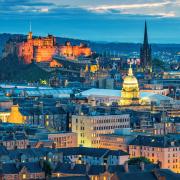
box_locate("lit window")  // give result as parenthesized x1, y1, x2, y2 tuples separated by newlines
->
(46, 121, 49, 126)
(22, 174, 26, 179)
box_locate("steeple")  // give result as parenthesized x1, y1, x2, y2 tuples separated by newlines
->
(140, 20, 152, 74)
(27, 21, 33, 40)
(143, 21, 148, 46)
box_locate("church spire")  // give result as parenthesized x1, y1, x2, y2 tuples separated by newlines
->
(140, 20, 152, 75)
(29, 20, 32, 32)
(144, 20, 148, 46)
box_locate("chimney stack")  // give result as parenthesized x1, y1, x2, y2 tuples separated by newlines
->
(59, 152, 63, 163)
(140, 161, 145, 171)
(39, 159, 44, 169)
(124, 161, 129, 173)
(86, 163, 90, 175)
(0, 162, 3, 170)
(70, 162, 75, 170)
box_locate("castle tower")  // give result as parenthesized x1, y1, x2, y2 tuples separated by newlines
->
(27, 21, 33, 40)
(140, 21, 152, 73)
(120, 64, 140, 106)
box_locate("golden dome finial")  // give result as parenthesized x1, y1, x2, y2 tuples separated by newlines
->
(128, 63, 133, 76)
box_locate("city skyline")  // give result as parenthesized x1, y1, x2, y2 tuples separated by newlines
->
(0, 0, 180, 43)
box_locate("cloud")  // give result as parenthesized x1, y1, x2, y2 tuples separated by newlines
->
(87, 1, 171, 11)
(0, 0, 179, 19)
(0, 0, 54, 14)
(84, 0, 179, 18)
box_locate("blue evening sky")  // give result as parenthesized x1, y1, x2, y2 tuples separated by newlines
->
(0, 0, 180, 43)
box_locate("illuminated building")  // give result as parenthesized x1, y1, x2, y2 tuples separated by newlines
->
(0, 110, 10, 123)
(120, 64, 140, 106)
(3, 31, 92, 64)
(0, 162, 45, 180)
(51, 162, 179, 179)
(59, 41, 91, 60)
(129, 135, 180, 173)
(54, 147, 129, 166)
(17, 31, 56, 64)
(99, 128, 137, 152)
(7, 102, 68, 131)
(7, 105, 26, 124)
(84, 63, 99, 74)
(152, 100, 180, 118)
(163, 71, 180, 79)
(72, 113, 130, 148)
(78, 88, 172, 107)
(49, 59, 62, 68)
(153, 121, 176, 135)
(1, 133, 29, 150)
(36, 132, 77, 148)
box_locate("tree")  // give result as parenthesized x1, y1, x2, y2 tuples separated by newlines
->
(43, 160, 52, 177)
(128, 157, 152, 165)
(152, 58, 167, 70)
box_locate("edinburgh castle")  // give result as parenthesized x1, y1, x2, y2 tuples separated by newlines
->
(2, 31, 92, 64)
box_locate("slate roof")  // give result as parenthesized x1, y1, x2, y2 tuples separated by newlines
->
(129, 135, 180, 147)
(0, 145, 9, 156)
(8, 148, 36, 160)
(106, 150, 129, 157)
(116, 171, 157, 180)
(88, 165, 105, 175)
(54, 163, 86, 175)
(0, 133, 28, 141)
(77, 88, 172, 103)
(20, 162, 43, 173)
(53, 163, 106, 176)
(50, 176, 89, 180)
(114, 169, 180, 180)
(108, 164, 158, 174)
(1, 162, 44, 174)
(19, 106, 66, 116)
(57, 147, 128, 157)
(1, 163, 19, 174)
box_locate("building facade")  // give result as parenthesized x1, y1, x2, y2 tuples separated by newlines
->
(129, 135, 180, 173)
(120, 65, 140, 106)
(36, 132, 77, 148)
(72, 114, 130, 148)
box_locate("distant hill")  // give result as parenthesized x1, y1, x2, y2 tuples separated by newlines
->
(0, 33, 180, 57)
(0, 33, 179, 81)
(14, 62, 51, 81)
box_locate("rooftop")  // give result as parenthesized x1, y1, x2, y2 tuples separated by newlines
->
(77, 88, 172, 103)
(130, 134, 180, 148)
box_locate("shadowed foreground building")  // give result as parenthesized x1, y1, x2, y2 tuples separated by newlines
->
(0, 144, 179, 180)
(129, 134, 180, 173)
(7, 104, 68, 131)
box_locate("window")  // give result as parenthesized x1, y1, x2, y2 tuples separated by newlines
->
(22, 174, 27, 179)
